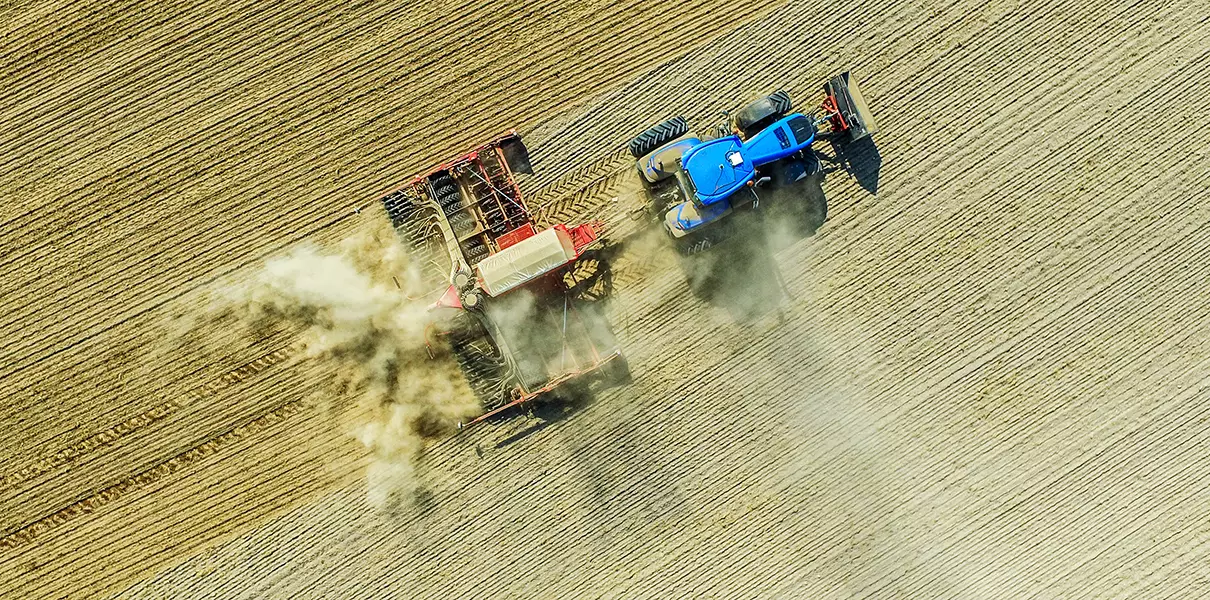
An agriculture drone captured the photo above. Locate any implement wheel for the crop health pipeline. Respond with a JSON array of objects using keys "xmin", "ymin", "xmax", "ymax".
[{"xmin": 446, "ymin": 315, "xmax": 512, "ymax": 411}]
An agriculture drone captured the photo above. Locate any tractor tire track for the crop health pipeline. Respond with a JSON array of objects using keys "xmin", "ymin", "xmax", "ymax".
[{"xmin": 4, "ymin": 0, "xmax": 1210, "ymax": 597}]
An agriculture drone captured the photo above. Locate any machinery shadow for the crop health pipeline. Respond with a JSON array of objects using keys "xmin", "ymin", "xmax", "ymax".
[
  {"xmin": 761, "ymin": 173, "xmax": 829, "ymax": 250},
  {"xmin": 676, "ymin": 175, "xmax": 829, "ymax": 322},
  {"xmin": 491, "ymin": 381, "xmax": 600, "ymax": 449},
  {"xmin": 828, "ymin": 136, "xmax": 882, "ymax": 195},
  {"xmin": 676, "ymin": 218, "xmax": 782, "ymax": 322}
]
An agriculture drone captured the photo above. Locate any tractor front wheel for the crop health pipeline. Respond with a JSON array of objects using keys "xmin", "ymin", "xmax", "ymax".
[{"xmin": 735, "ymin": 91, "xmax": 793, "ymax": 138}]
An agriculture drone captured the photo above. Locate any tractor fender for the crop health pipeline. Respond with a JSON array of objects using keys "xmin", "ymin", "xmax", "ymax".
[
  {"xmin": 663, "ymin": 200, "xmax": 731, "ymax": 238},
  {"xmin": 637, "ymin": 135, "xmax": 700, "ymax": 183}
]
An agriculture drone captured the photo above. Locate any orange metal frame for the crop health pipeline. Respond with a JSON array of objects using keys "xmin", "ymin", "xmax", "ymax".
[
  {"xmin": 456, "ymin": 350, "xmax": 622, "ymax": 431},
  {"xmin": 454, "ymin": 251, "xmax": 616, "ymax": 432},
  {"xmin": 819, "ymin": 95, "xmax": 848, "ymax": 134},
  {"xmin": 376, "ymin": 130, "xmax": 526, "ymax": 202}
]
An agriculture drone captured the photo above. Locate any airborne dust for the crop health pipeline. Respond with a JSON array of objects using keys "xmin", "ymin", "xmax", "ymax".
[{"xmin": 195, "ymin": 217, "xmax": 477, "ymax": 508}]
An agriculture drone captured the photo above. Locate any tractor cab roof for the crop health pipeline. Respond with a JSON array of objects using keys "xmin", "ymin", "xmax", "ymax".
[{"xmin": 681, "ymin": 135, "xmax": 755, "ymax": 206}]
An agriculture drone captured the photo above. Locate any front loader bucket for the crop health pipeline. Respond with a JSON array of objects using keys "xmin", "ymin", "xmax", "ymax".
[
  {"xmin": 500, "ymin": 135, "xmax": 533, "ymax": 175},
  {"xmin": 824, "ymin": 71, "xmax": 877, "ymax": 142}
]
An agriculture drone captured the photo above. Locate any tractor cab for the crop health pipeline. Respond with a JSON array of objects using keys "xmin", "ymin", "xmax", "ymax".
[
  {"xmin": 680, "ymin": 136, "xmax": 753, "ymax": 206},
  {"xmin": 680, "ymin": 114, "xmax": 816, "ymax": 208}
]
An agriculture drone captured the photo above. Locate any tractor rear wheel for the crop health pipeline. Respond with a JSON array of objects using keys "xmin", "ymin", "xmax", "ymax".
[
  {"xmin": 628, "ymin": 117, "xmax": 689, "ymax": 158},
  {"xmin": 735, "ymin": 90, "xmax": 793, "ymax": 138}
]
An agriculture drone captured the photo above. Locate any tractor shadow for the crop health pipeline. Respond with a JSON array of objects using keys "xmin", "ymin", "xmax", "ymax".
[
  {"xmin": 827, "ymin": 136, "xmax": 881, "ymax": 195},
  {"xmin": 676, "ymin": 175, "xmax": 829, "ymax": 322},
  {"xmin": 676, "ymin": 222, "xmax": 782, "ymax": 322}
]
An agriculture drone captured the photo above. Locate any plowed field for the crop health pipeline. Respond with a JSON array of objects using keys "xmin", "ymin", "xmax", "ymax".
[{"xmin": 2, "ymin": 0, "xmax": 1208, "ymax": 597}]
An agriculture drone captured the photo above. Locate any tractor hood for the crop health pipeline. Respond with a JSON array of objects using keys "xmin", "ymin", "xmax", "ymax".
[
  {"xmin": 681, "ymin": 135, "xmax": 754, "ymax": 206},
  {"xmin": 743, "ymin": 114, "xmax": 815, "ymax": 163}
]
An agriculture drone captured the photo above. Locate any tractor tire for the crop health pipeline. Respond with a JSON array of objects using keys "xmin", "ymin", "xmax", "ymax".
[
  {"xmin": 628, "ymin": 117, "xmax": 689, "ymax": 158},
  {"xmin": 669, "ymin": 218, "xmax": 731, "ymax": 256},
  {"xmin": 678, "ymin": 235, "xmax": 716, "ymax": 256},
  {"xmin": 735, "ymin": 90, "xmax": 793, "ymax": 138}
]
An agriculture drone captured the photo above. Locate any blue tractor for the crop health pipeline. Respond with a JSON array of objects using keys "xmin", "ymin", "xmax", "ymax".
[{"xmin": 629, "ymin": 72, "xmax": 876, "ymax": 253}]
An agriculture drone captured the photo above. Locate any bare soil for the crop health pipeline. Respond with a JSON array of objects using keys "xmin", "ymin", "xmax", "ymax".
[{"xmin": 2, "ymin": 0, "xmax": 1208, "ymax": 597}]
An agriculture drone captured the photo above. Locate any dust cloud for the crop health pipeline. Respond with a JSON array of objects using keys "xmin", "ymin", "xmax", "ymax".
[
  {"xmin": 200, "ymin": 217, "xmax": 477, "ymax": 508},
  {"xmin": 671, "ymin": 173, "xmax": 827, "ymax": 320}
]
